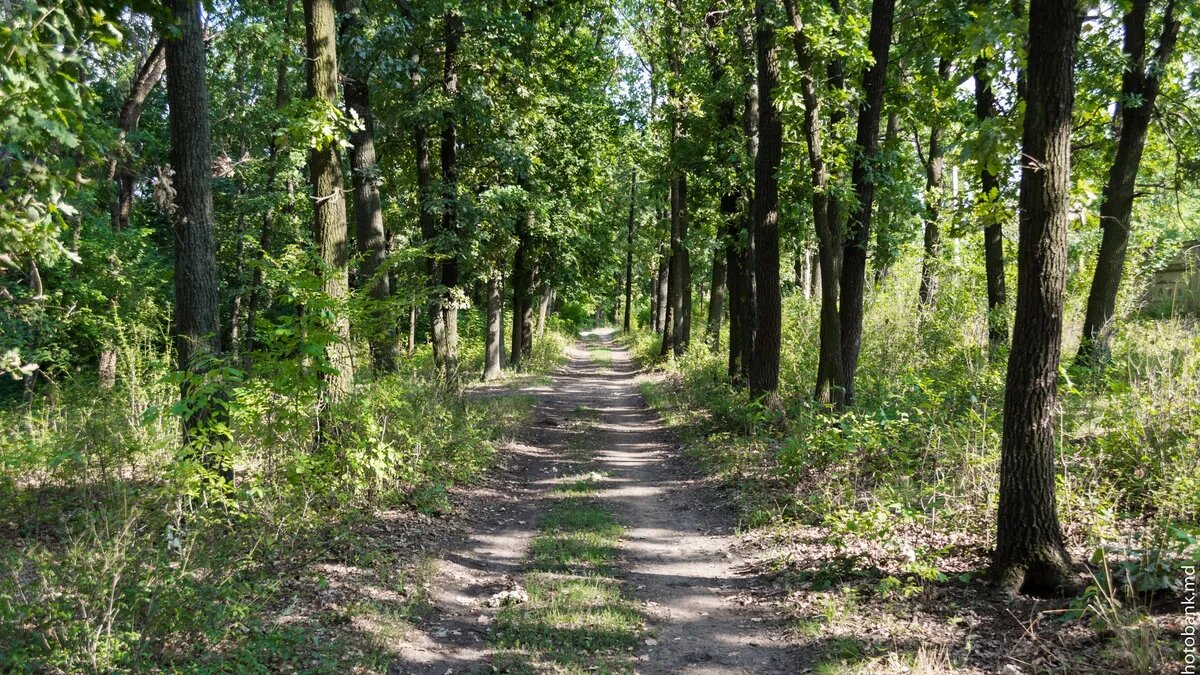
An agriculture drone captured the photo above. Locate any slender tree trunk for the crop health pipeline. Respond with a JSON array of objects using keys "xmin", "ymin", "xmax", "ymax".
[
  {"xmin": 101, "ymin": 39, "xmax": 166, "ymax": 388},
  {"xmin": 661, "ymin": 0, "xmax": 689, "ymax": 359},
  {"xmin": 838, "ymin": 0, "xmax": 895, "ymax": 403},
  {"xmin": 624, "ymin": 169, "xmax": 636, "ymax": 333},
  {"xmin": 110, "ymin": 39, "xmax": 166, "ymax": 232},
  {"xmin": 407, "ymin": 302, "xmax": 417, "ymax": 355},
  {"xmin": 1078, "ymin": 0, "xmax": 1179, "ymax": 364},
  {"xmin": 873, "ymin": 113, "xmax": 900, "ymax": 284},
  {"xmin": 917, "ymin": 58, "xmax": 950, "ymax": 309},
  {"xmin": 484, "ymin": 273, "xmax": 503, "ymax": 381},
  {"xmin": 511, "ymin": 204, "xmax": 534, "ymax": 368},
  {"xmin": 244, "ymin": 0, "xmax": 294, "ymax": 359},
  {"xmin": 436, "ymin": 10, "xmax": 464, "ymax": 380},
  {"xmin": 305, "ymin": 0, "xmax": 353, "ymax": 399},
  {"xmin": 749, "ymin": 0, "xmax": 782, "ymax": 402},
  {"xmin": 976, "ymin": 55, "xmax": 1009, "ymax": 348},
  {"xmin": 165, "ymin": 0, "xmax": 230, "ymax": 482},
  {"xmin": 536, "ymin": 284, "xmax": 551, "ymax": 339},
  {"xmin": 339, "ymin": 0, "xmax": 393, "ymax": 372},
  {"xmin": 654, "ymin": 253, "xmax": 669, "ymax": 334},
  {"xmin": 993, "ymin": 0, "xmax": 1080, "ymax": 596},
  {"xmin": 786, "ymin": 0, "xmax": 844, "ymax": 407}
]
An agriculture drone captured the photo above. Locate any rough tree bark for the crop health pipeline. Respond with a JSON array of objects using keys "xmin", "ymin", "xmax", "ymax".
[
  {"xmin": 1078, "ymin": 0, "xmax": 1179, "ymax": 364},
  {"xmin": 918, "ymin": 57, "xmax": 951, "ymax": 309},
  {"xmin": 837, "ymin": 0, "xmax": 894, "ymax": 403},
  {"xmin": 484, "ymin": 273, "xmax": 503, "ymax": 381},
  {"xmin": 993, "ymin": 0, "xmax": 1080, "ymax": 596},
  {"xmin": 785, "ymin": 0, "xmax": 844, "ymax": 407},
  {"xmin": 338, "ymin": 0, "xmax": 393, "ymax": 372},
  {"xmin": 164, "ymin": 0, "xmax": 230, "ymax": 482},
  {"xmin": 749, "ymin": 0, "xmax": 782, "ymax": 402},
  {"xmin": 661, "ymin": 0, "xmax": 689, "ymax": 359},
  {"xmin": 305, "ymin": 0, "xmax": 353, "ymax": 399},
  {"xmin": 511, "ymin": 203, "xmax": 535, "ymax": 369},
  {"xmin": 654, "ymin": 252, "xmax": 669, "ymax": 334},
  {"xmin": 436, "ymin": 10, "xmax": 464, "ymax": 380},
  {"xmin": 735, "ymin": 20, "xmax": 759, "ymax": 386},
  {"xmin": 975, "ymin": 53, "xmax": 1009, "ymax": 348}
]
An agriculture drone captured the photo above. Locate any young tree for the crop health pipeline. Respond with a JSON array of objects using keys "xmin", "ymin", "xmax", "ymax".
[
  {"xmin": 436, "ymin": 9, "xmax": 464, "ymax": 379},
  {"xmin": 163, "ymin": 0, "xmax": 229, "ymax": 481},
  {"xmin": 917, "ymin": 57, "xmax": 951, "ymax": 309},
  {"xmin": 1078, "ymin": 0, "xmax": 1180, "ymax": 364},
  {"xmin": 975, "ymin": 51, "xmax": 1009, "ymax": 348},
  {"xmin": 660, "ymin": 0, "xmax": 690, "ymax": 359},
  {"xmin": 305, "ymin": 0, "xmax": 353, "ymax": 398},
  {"xmin": 993, "ymin": 0, "xmax": 1080, "ymax": 596},
  {"xmin": 624, "ymin": 169, "xmax": 637, "ymax": 333},
  {"xmin": 511, "ymin": 200, "xmax": 535, "ymax": 368},
  {"xmin": 749, "ymin": 0, "xmax": 782, "ymax": 402}
]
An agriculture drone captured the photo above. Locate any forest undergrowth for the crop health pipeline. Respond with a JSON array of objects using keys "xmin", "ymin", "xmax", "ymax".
[
  {"xmin": 0, "ymin": 320, "xmax": 569, "ymax": 672},
  {"xmin": 626, "ymin": 260, "xmax": 1200, "ymax": 674}
]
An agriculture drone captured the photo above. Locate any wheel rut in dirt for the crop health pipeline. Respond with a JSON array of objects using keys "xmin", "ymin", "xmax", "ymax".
[{"xmin": 391, "ymin": 332, "xmax": 796, "ymax": 674}]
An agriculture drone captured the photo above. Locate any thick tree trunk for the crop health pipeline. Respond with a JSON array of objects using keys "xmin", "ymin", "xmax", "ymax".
[
  {"xmin": 436, "ymin": 10, "xmax": 464, "ymax": 380},
  {"xmin": 838, "ymin": 0, "xmax": 895, "ymax": 403},
  {"xmin": 976, "ymin": 55, "xmax": 1009, "ymax": 348},
  {"xmin": 484, "ymin": 274, "xmax": 503, "ymax": 381},
  {"xmin": 1078, "ymin": 0, "xmax": 1179, "ymax": 364},
  {"xmin": 511, "ymin": 206, "xmax": 534, "ymax": 368},
  {"xmin": 786, "ymin": 0, "xmax": 844, "ymax": 407},
  {"xmin": 306, "ymin": 0, "xmax": 353, "ymax": 399},
  {"xmin": 993, "ymin": 0, "xmax": 1080, "ymax": 596},
  {"xmin": 749, "ymin": 0, "xmax": 782, "ymax": 402},
  {"xmin": 624, "ymin": 169, "xmax": 636, "ymax": 333},
  {"xmin": 661, "ymin": 1, "xmax": 688, "ymax": 359},
  {"xmin": 165, "ymin": 0, "xmax": 230, "ymax": 482},
  {"xmin": 734, "ymin": 20, "xmax": 759, "ymax": 387},
  {"xmin": 918, "ymin": 58, "xmax": 951, "ymax": 309},
  {"xmin": 339, "ymin": 0, "xmax": 393, "ymax": 372}
]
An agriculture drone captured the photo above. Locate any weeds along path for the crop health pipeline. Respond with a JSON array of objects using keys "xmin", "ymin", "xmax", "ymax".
[{"xmin": 391, "ymin": 331, "xmax": 796, "ymax": 674}]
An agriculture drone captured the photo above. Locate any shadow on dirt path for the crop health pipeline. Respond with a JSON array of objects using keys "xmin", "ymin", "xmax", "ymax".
[{"xmin": 390, "ymin": 331, "xmax": 798, "ymax": 674}]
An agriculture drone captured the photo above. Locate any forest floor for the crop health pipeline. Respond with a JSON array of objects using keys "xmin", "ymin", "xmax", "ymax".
[{"xmin": 388, "ymin": 330, "xmax": 798, "ymax": 674}]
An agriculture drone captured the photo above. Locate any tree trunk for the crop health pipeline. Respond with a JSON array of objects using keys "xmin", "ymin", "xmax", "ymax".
[
  {"xmin": 838, "ymin": 0, "xmax": 895, "ymax": 403},
  {"xmin": 536, "ymin": 284, "xmax": 552, "ymax": 339},
  {"xmin": 339, "ymin": 0, "xmax": 393, "ymax": 372},
  {"xmin": 654, "ymin": 253, "xmax": 669, "ymax": 334},
  {"xmin": 873, "ymin": 112, "xmax": 900, "ymax": 284},
  {"xmin": 624, "ymin": 169, "xmax": 636, "ymax": 333},
  {"xmin": 993, "ymin": 0, "xmax": 1080, "ymax": 596},
  {"xmin": 305, "ymin": 0, "xmax": 353, "ymax": 399},
  {"xmin": 917, "ymin": 57, "xmax": 951, "ymax": 309},
  {"xmin": 511, "ymin": 205, "xmax": 534, "ymax": 369},
  {"xmin": 165, "ymin": 0, "xmax": 230, "ymax": 482},
  {"xmin": 244, "ymin": 0, "xmax": 294, "ymax": 359},
  {"xmin": 661, "ymin": 0, "xmax": 688, "ymax": 359},
  {"xmin": 976, "ymin": 55, "xmax": 1009, "ymax": 349},
  {"xmin": 407, "ymin": 302, "xmax": 417, "ymax": 355},
  {"xmin": 484, "ymin": 273, "xmax": 503, "ymax": 381},
  {"xmin": 1078, "ymin": 0, "xmax": 1179, "ymax": 364},
  {"xmin": 436, "ymin": 10, "xmax": 464, "ymax": 380},
  {"xmin": 749, "ymin": 0, "xmax": 783, "ymax": 402},
  {"xmin": 786, "ymin": 0, "xmax": 844, "ymax": 407},
  {"xmin": 110, "ymin": 39, "xmax": 166, "ymax": 232},
  {"xmin": 733, "ymin": 19, "xmax": 759, "ymax": 387}
]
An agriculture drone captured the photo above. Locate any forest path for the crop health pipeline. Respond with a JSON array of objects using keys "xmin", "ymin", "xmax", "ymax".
[{"xmin": 390, "ymin": 331, "xmax": 796, "ymax": 674}]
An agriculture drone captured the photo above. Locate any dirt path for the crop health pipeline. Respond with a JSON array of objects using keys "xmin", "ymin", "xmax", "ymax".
[{"xmin": 391, "ymin": 332, "xmax": 796, "ymax": 674}]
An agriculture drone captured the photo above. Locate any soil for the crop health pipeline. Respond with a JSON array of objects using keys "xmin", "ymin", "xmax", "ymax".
[{"xmin": 389, "ymin": 332, "xmax": 798, "ymax": 674}]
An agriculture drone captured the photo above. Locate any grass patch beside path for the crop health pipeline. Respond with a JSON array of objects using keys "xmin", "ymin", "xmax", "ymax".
[{"xmin": 491, "ymin": 475, "xmax": 645, "ymax": 673}]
